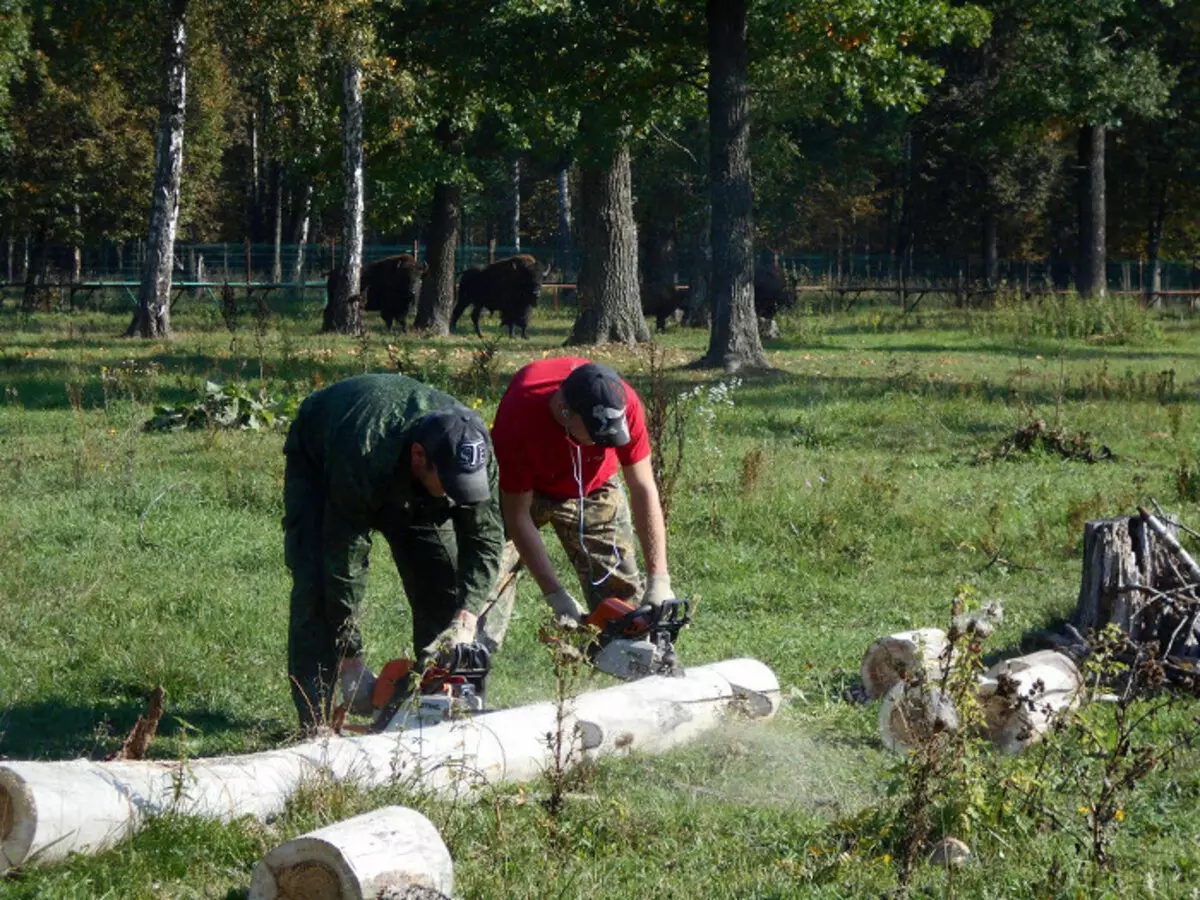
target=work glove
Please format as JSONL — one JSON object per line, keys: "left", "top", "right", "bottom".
{"left": 338, "top": 659, "right": 378, "bottom": 717}
{"left": 425, "top": 610, "right": 479, "bottom": 659}
{"left": 641, "top": 573, "right": 673, "bottom": 609}
{"left": 543, "top": 587, "right": 586, "bottom": 629}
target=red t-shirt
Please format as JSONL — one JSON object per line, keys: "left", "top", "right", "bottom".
{"left": 492, "top": 356, "right": 650, "bottom": 500}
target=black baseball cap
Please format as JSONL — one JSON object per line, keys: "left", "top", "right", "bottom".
{"left": 411, "top": 407, "right": 492, "bottom": 504}
{"left": 561, "top": 362, "right": 631, "bottom": 448}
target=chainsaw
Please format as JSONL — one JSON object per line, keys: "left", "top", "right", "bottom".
{"left": 581, "top": 596, "right": 691, "bottom": 680}
{"left": 367, "top": 641, "right": 491, "bottom": 733}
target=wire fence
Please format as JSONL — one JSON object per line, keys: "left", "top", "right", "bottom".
{"left": 3, "top": 240, "right": 1197, "bottom": 301}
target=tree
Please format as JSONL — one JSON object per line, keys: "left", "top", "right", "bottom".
{"left": 126, "top": 0, "right": 187, "bottom": 339}
{"left": 567, "top": 143, "right": 649, "bottom": 345}
{"left": 324, "top": 52, "right": 364, "bottom": 334}
{"left": 699, "top": 0, "right": 763, "bottom": 370}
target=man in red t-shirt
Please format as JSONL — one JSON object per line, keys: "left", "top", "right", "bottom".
{"left": 486, "top": 357, "right": 672, "bottom": 637}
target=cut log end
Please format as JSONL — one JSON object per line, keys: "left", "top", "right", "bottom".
{"left": 860, "top": 629, "right": 948, "bottom": 700}
{"left": 878, "top": 682, "right": 959, "bottom": 753}
{"left": 274, "top": 859, "right": 341, "bottom": 900}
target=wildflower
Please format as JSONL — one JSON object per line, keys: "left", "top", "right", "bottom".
{"left": 1114, "top": 809, "right": 1124, "bottom": 822}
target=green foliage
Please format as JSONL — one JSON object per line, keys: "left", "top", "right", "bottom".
{"left": 974, "top": 292, "right": 1165, "bottom": 344}
{"left": 144, "top": 379, "right": 299, "bottom": 433}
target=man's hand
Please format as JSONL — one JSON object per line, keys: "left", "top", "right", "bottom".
{"left": 544, "top": 586, "right": 585, "bottom": 628}
{"left": 642, "top": 573, "right": 673, "bottom": 608}
{"left": 438, "top": 609, "right": 478, "bottom": 648}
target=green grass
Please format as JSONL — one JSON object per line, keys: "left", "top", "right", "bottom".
{"left": 2, "top": 294, "right": 1200, "bottom": 897}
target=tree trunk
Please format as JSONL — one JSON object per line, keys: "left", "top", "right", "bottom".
{"left": 556, "top": 161, "right": 572, "bottom": 278}
{"left": 413, "top": 122, "right": 462, "bottom": 335}
{"left": 126, "top": 0, "right": 187, "bottom": 339}
{"left": 509, "top": 155, "right": 521, "bottom": 253}
{"left": 413, "top": 181, "right": 460, "bottom": 334}
{"left": 323, "top": 58, "right": 364, "bottom": 334}
{"left": 1145, "top": 179, "right": 1167, "bottom": 307}
{"left": 271, "top": 162, "right": 283, "bottom": 283}
{"left": 697, "top": 0, "right": 765, "bottom": 370}
{"left": 1077, "top": 123, "right": 1106, "bottom": 298}
{"left": 566, "top": 143, "right": 649, "bottom": 346}
{"left": 983, "top": 209, "right": 999, "bottom": 290}
{"left": 248, "top": 807, "right": 454, "bottom": 900}
{"left": 248, "top": 109, "right": 262, "bottom": 243}
{"left": 0, "top": 659, "right": 778, "bottom": 871}
{"left": 289, "top": 181, "right": 312, "bottom": 300}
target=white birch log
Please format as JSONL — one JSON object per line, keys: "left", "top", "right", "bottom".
{"left": 877, "top": 681, "right": 960, "bottom": 753}
{"left": 0, "top": 658, "right": 777, "bottom": 872}
{"left": 247, "top": 806, "right": 452, "bottom": 900}
{"left": 977, "top": 650, "right": 1083, "bottom": 754}
{"left": 860, "top": 629, "right": 949, "bottom": 700}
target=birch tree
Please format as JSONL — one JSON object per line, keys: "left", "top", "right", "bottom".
{"left": 127, "top": 0, "right": 187, "bottom": 339}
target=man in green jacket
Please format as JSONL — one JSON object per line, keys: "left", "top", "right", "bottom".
{"left": 282, "top": 373, "right": 504, "bottom": 732}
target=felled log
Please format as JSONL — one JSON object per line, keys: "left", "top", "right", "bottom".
{"left": 877, "top": 681, "right": 959, "bottom": 752}
{"left": 0, "top": 658, "right": 778, "bottom": 872}
{"left": 248, "top": 806, "right": 452, "bottom": 900}
{"left": 877, "top": 650, "right": 1082, "bottom": 754}
{"left": 977, "top": 650, "right": 1082, "bottom": 753}
{"left": 860, "top": 629, "right": 949, "bottom": 700}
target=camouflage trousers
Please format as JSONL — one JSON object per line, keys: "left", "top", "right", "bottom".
{"left": 475, "top": 477, "right": 643, "bottom": 652}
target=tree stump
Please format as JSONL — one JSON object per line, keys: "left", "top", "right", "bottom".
{"left": 1071, "top": 514, "right": 1196, "bottom": 653}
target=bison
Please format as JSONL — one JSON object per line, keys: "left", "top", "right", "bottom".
{"left": 642, "top": 283, "right": 690, "bottom": 332}
{"left": 450, "top": 254, "right": 544, "bottom": 338}
{"left": 326, "top": 254, "right": 425, "bottom": 331}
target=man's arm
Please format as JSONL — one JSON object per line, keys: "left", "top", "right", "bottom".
{"left": 449, "top": 464, "right": 506, "bottom": 617}
{"left": 501, "top": 490, "right": 561, "bottom": 594}
{"left": 621, "top": 456, "right": 668, "bottom": 576}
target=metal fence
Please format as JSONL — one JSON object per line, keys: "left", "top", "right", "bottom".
{"left": 3, "top": 240, "right": 1197, "bottom": 294}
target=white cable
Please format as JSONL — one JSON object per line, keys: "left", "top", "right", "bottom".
{"left": 567, "top": 435, "right": 622, "bottom": 587}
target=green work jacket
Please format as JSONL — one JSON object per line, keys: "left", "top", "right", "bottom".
{"left": 283, "top": 373, "right": 503, "bottom": 616}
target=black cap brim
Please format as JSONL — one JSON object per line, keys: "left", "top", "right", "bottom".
{"left": 587, "top": 411, "right": 631, "bottom": 448}
{"left": 441, "top": 466, "right": 491, "bottom": 505}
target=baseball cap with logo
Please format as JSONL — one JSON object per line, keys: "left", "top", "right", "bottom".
{"left": 561, "top": 362, "right": 631, "bottom": 448}
{"left": 411, "top": 406, "right": 492, "bottom": 504}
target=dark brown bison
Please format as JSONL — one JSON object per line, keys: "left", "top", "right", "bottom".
{"left": 642, "top": 283, "right": 691, "bottom": 332}
{"left": 325, "top": 254, "right": 426, "bottom": 331}
{"left": 450, "top": 254, "right": 544, "bottom": 338}
{"left": 752, "top": 264, "right": 796, "bottom": 322}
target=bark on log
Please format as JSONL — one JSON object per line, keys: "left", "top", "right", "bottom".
{"left": 1072, "top": 515, "right": 1182, "bottom": 643}
{"left": 978, "top": 650, "right": 1082, "bottom": 754}
{"left": 0, "top": 659, "right": 777, "bottom": 872}
{"left": 248, "top": 806, "right": 452, "bottom": 900}
{"left": 859, "top": 629, "right": 948, "bottom": 700}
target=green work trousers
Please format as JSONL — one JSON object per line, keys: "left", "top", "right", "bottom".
{"left": 284, "top": 454, "right": 462, "bottom": 730}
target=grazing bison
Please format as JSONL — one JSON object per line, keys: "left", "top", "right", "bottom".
{"left": 326, "top": 254, "right": 425, "bottom": 331}
{"left": 642, "top": 283, "right": 690, "bottom": 332}
{"left": 451, "top": 254, "right": 544, "bottom": 338}
{"left": 752, "top": 263, "right": 796, "bottom": 322}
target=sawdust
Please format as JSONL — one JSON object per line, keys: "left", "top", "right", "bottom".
{"left": 666, "top": 717, "right": 878, "bottom": 817}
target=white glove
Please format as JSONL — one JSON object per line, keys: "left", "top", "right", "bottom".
{"left": 338, "top": 658, "right": 377, "bottom": 717}
{"left": 642, "top": 573, "right": 673, "bottom": 609}
{"left": 544, "top": 587, "right": 585, "bottom": 628}
{"left": 426, "top": 610, "right": 479, "bottom": 657}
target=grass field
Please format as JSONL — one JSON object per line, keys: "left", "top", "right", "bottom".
{"left": 2, "top": 291, "right": 1199, "bottom": 898}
